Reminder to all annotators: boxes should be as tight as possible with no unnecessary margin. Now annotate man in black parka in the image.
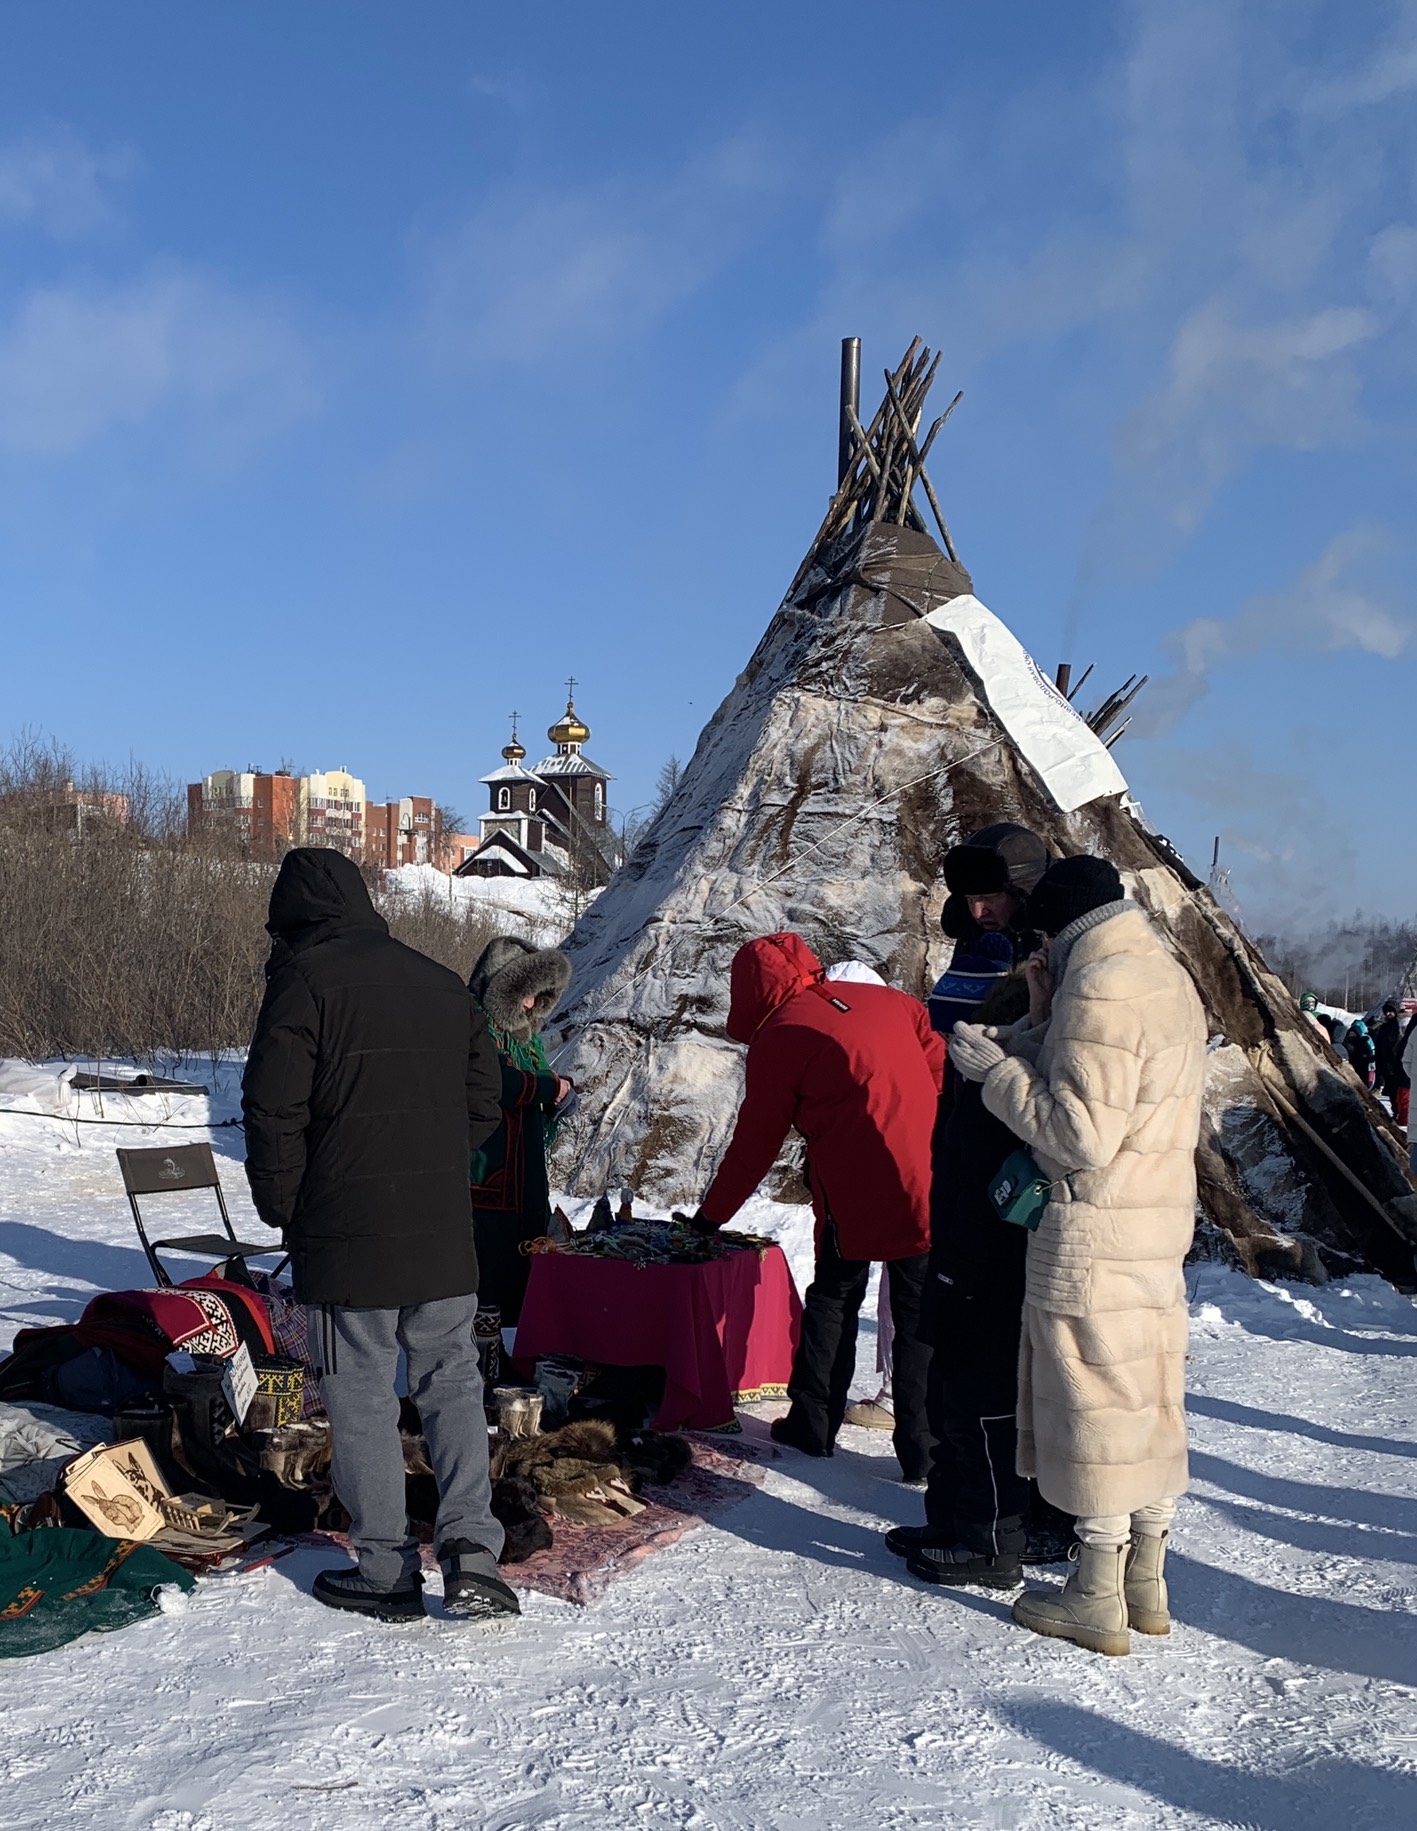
[886,823,1074,1588]
[242,848,513,1622]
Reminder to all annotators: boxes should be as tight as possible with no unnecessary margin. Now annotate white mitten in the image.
[949,1022,1007,1084]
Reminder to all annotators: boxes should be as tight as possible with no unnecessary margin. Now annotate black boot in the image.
[884,1523,926,1559]
[1022,1491,1078,1564]
[770,1412,832,1457]
[907,1540,1022,1590]
[438,1538,521,1621]
[312,1566,426,1622]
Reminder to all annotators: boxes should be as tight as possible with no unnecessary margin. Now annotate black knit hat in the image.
[1028,855,1124,938]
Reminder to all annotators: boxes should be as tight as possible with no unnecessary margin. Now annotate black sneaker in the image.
[906,1542,1023,1590]
[884,1524,926,1559]
[312,1567,426,1622]
[438,1538,521,1622]
[769,1415,832,1458]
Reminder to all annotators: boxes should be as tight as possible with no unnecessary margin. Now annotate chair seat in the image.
[152,1233,280,1257]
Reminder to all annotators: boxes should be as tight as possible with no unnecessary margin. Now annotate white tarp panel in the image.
[923,594,1130,814]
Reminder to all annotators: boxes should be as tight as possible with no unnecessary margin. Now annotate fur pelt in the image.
[490,1418,694,1531]
[491,1418,642,1524]
[491,1474,555,1562]
[620,1429,694,1487]
[469,935,573,1040]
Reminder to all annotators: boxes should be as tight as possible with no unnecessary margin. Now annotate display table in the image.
[513,1244,802,1431]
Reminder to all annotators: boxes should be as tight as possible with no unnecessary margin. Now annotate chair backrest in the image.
[115,1142,221,1197]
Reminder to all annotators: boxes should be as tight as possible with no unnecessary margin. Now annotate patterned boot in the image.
[1125,1528,1170,1635]
[1012,1543,1129,1656]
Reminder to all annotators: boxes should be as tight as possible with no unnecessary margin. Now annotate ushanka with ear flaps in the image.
[940,823,1053,942]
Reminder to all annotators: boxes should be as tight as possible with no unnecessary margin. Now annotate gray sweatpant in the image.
[311,1294,504,1589]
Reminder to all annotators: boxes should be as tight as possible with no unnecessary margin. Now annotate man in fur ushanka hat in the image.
[467,935,574,1327]
[890,822,1078,1590]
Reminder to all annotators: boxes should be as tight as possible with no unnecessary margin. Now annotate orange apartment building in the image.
[187,768,474,869]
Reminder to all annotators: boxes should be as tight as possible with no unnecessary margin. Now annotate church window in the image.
[529,790,537,810]
[594,783,604,818]
[498,787,511,811]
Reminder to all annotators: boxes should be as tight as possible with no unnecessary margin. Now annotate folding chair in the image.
[115,1143,287,1287]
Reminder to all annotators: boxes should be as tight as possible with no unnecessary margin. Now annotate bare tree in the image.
[0,735,507,1064]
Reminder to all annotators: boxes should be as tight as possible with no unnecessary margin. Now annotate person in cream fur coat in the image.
[949,854,1207,1657]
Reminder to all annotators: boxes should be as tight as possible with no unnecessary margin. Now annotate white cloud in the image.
[0,125,135,238]
[1139,526,1411,732]
[417,132,786,366]
[0,265,319,459]
[1112,302,1378,545]
[1304,0,1417,111]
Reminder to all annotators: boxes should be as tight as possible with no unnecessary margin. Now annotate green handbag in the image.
[987,1149,1067,1232]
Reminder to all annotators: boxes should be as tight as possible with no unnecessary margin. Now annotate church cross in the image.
[565,675,577,702]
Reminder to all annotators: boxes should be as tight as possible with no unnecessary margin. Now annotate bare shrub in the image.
[0,737,509,1064]
[376,876,501,979]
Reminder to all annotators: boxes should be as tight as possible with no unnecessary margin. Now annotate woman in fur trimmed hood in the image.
[467,935,573,1324]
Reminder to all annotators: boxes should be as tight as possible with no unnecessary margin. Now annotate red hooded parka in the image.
[699,934,945,1260]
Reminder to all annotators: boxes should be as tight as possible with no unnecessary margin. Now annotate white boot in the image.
[1125,1528,1170,1635]
[1012,1542,1129,1657]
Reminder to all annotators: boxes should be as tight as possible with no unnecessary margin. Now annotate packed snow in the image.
[383,864,586,943]
[1,1063,1415,1828]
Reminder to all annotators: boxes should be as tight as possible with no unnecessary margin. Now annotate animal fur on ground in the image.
[490,1419,695,1538]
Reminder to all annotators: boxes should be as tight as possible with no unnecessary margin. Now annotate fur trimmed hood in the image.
[468,935,572,1040]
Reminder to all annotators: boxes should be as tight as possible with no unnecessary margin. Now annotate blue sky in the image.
[1,1,1413,930]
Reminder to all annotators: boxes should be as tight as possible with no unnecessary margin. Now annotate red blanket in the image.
[513,1244,801,1431]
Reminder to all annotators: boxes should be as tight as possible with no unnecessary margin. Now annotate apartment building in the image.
[187,767,471,869]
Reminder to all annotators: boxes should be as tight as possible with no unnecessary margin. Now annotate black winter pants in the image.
[783,1222,932,1480]
[924,1285,1032,1554]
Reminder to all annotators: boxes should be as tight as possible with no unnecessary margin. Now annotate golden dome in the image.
[548,698,591,748]
[501,713,526,764]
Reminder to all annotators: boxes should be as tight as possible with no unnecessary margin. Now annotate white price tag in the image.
[221,1341,258,1426]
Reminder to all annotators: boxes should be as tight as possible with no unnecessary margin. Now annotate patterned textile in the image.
[244,1273,324,1418]
[299,1438,765,1608]
[77,1279,275,1377]
[0,1525,193,1659]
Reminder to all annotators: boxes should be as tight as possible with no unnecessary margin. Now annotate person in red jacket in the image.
[696,933,945,1481]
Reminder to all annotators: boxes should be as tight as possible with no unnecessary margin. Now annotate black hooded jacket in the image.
[1375,1012,1412,1094]
[923,823,1050,1338]
[241,849,502,1307]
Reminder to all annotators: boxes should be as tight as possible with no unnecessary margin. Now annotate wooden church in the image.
[456,685,620,885]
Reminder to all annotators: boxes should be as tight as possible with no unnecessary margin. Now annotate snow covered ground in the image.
[1,1064,1416,1828]
[383,864,586,942]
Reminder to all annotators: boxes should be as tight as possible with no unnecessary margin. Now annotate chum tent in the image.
[550,341,1417,1286]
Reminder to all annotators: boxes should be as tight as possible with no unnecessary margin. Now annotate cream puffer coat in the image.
[981,903,1207,1518]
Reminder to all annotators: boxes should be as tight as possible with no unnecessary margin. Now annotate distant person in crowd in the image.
[948,855,1206,1656]
[889,824,1073,1590]
[1374,1000,1413,1131]
[1345,1016,1377,1088]
[1404,1009,1417,1170]
[693,933,944,1482]
[242,849,517,1624]
[467,936,574,1328]
[1298,991,1330,1043]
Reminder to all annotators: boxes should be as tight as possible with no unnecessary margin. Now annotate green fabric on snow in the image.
[0,1526,194,1660]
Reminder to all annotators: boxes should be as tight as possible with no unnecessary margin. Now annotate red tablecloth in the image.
[512,1244,802,1431]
